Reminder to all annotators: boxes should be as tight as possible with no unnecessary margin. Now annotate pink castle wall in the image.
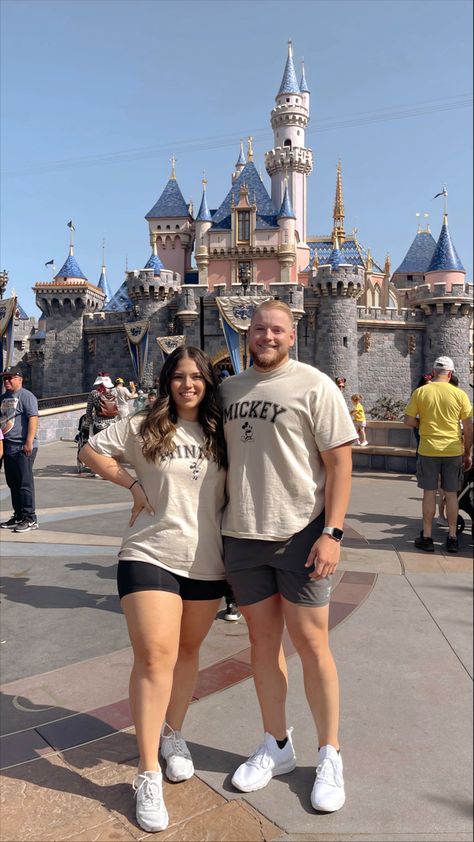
[425,270,465,291]
[208,261,232,290]
[256,259,280,285]
[157,235,191,278]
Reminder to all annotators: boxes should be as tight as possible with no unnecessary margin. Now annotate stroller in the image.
[457,466,474,538]
[75,414,91,474]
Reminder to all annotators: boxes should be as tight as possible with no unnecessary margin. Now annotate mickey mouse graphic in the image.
[241,422,254,442]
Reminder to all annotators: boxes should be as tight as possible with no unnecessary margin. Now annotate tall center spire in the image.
[333,161,345,243]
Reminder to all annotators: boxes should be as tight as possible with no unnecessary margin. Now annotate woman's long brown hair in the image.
[140,347,227,468]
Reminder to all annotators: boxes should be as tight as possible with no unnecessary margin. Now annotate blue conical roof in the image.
[299,64,310,93]
[393,231,437,275]
[144,252,164,276]
[278,183,296,219]
[427,218,465,272]
[196,186,212,222]
[97,267,112,301]
[145,178,191,219]
[55,253,87,280]
[236,142,246,166]
[278,43,300,95]
[103,280,133,312]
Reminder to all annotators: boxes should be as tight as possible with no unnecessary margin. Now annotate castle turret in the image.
[195,178,213,287]
[33,239,105,397]
[312,245,364,390]
[97,243,112,305]
[232,141,246,183]
[408,211,471,392]
[391,226,437,289]
[264,41,313,244]
[145,157,194,278]
[277,180,297,282]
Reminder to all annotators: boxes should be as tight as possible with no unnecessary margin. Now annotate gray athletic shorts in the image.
[223,512,332,607]
[416,454,464,492]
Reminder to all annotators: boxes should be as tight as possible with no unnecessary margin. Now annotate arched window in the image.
[284,139,292,149]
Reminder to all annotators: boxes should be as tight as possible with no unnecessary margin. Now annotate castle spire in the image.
[196,177,212,222]
[333,161,345,243]
[236,140,246,166]
[170,154,176,180]
[97,240,112,302]
[278,40,300,95]
[299,59,310,93]
[426,211,465,273]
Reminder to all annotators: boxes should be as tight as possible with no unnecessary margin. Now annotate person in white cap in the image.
[85,372,119,435]
[404,357,472,554]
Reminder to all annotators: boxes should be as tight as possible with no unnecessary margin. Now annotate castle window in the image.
[237,211,250,242]
[166,225,170,230]
[343,337,348,348]
[175,224,180,229]
[407,274,413,281]
[284,139,292,149]
[286,97,290,102]
[157,225,161,230]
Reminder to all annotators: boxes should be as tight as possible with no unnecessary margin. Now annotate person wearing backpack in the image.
[85,373,119,435]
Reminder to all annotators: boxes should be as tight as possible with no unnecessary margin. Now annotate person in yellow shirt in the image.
[404,356,473,554]
[350,394,368,446]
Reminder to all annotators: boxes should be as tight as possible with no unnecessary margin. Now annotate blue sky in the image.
[1,0,472,316]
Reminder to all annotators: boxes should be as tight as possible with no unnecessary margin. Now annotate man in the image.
[114,377,136,419]
[404,356,472,553]
[0,366,39,533]
[219,300,356,813]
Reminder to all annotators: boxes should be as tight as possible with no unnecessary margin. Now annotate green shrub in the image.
[369,397,406,421]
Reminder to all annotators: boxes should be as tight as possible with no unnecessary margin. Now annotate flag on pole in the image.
[432,188,447,200]
[45,259,54,267]
[67,220,75,231]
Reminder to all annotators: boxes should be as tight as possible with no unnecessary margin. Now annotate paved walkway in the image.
[0,440,472,841]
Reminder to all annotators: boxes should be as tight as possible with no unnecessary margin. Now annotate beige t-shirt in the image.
[88,415,226,579]
[220,359,356,540]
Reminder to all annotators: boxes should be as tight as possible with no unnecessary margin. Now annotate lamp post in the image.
[238,264,251,369]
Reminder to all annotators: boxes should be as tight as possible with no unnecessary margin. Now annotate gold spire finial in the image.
[247,136,253,162]
[202,171,207,189]
[333,160,345,243]
[384,253,391,275]
[288,39,293,58]
[170,154,176,180]
[366,248,373,271]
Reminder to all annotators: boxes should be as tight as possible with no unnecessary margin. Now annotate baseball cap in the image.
[1,365,24,378]
[433,356,455,372]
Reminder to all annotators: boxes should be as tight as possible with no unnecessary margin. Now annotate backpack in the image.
[98,389,118,418]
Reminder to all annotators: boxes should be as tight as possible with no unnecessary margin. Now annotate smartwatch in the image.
[322,526,344,543]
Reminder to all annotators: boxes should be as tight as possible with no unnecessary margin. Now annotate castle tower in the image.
[264,41,313,244]
[145,157,194,278]
[332,162,346,245]
[391,224,437,289]
[408,211,472,392]
[195,178,213,287]
[312,238,363,391]
[277,179,297,283]
[33,241,105,396]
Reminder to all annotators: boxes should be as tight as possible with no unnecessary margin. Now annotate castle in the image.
[4,42,472,404]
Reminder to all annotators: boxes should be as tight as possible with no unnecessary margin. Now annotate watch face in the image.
[332,528,344,541]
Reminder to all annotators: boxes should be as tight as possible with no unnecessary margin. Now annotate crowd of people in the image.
[1,310,472,834]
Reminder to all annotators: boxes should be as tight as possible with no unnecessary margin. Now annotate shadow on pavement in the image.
[0,576,121,613]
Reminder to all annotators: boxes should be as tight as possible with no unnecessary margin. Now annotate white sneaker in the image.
[133,770,169,832]
[161,724,194,782]
[311,745,346,812]
[360,440,368,447]
[231,729,296,792]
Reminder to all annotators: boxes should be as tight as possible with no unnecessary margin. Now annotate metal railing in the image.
[38,393,89,411]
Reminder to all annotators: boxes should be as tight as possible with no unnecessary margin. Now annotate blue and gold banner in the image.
[216,295,271,373]
[156,335,186,358]
[125,320,150,383]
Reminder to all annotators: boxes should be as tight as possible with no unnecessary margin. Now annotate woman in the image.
[80,347,227,833]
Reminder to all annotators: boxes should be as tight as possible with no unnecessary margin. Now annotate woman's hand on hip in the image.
[129,484,155,526]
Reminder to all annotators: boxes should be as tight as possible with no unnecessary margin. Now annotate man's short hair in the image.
[251,299,294,325]
[433,356,455,372]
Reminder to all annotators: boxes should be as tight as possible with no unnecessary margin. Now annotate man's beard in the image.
[249,344,288,370]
